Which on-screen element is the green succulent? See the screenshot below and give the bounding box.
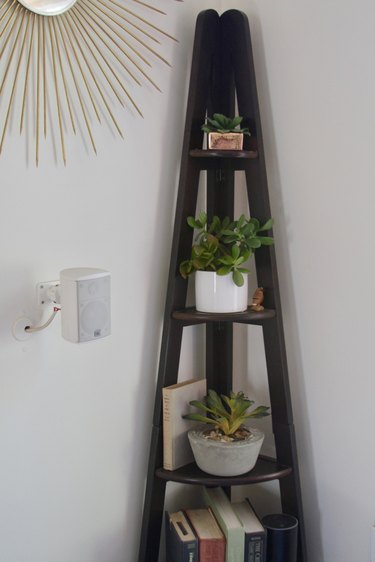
[183,390,270,437]
[179,212,274,287]
[201,113,251,135]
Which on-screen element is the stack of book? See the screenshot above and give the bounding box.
[165,487,267,562]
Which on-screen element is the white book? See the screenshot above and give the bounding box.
[203,486,245,562]
[162,378,207,470]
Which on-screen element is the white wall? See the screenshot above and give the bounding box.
[1,1,374,561]
[230,1,375,561]
[0,2,212,561]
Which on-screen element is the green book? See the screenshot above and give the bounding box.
[202,487,244,562]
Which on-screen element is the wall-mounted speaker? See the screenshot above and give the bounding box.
[60,268,111,343]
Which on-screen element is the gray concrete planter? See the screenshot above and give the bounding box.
[188,425,264,476]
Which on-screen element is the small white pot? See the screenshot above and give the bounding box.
[195,271,248,313]
[188,425,264,476]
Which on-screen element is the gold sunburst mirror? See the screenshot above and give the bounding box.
[17,0,78,16]
[0,0,180,164]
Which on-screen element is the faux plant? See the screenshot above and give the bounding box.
[183,389,270,440]
[179,212,274,287]
[201,113,251,135]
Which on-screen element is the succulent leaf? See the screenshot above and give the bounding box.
[206,390,230,417]
[231,245,240,260]
[244,405,271,418]
[201,113,251,135]
[217,266,232,275]
[182,413,218,425]
[258,218,274,231]
[179,212,274,283]
[198,211,207,226]
[232,269,244,286]
[247,238,262,249]
[184,389,270,437]
[257,236,275,245]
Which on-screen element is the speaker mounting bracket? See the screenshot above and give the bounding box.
[37,280,60,308]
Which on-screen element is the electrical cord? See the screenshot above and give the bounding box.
[25,307,61,333]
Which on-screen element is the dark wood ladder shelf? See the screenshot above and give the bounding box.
[138,9,307,562]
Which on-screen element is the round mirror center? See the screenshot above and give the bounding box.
[17,0,78,16]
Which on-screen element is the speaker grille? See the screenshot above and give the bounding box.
[80,300,109,338]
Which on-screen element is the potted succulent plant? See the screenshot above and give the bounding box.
[183,390,270,476]
[179,212,274,313]
[202,113,251,150]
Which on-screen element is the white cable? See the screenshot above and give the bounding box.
[25,308,61,333]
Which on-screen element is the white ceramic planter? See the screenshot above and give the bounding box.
[188,425,264,476]
[195,271,248,313]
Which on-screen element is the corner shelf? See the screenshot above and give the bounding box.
[138,9,307,562]
[156,456,292,487]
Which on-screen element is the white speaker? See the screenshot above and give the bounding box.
[60,268,111,343]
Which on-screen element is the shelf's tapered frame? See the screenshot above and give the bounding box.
[138,10,307,562]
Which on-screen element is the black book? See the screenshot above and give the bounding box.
[165,511,198,562]
[232,499,267,562]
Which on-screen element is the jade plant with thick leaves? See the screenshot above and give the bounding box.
[179,212,274,287]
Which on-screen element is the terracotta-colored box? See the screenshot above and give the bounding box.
[208,132,244,150]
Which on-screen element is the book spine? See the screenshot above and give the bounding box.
[228,544,241,562]
[226,530,244,562]
[200,538,225,562]
[183,540,198,562]
[165,514,198,562]
[162,389,172,470]
[245,535,265,562]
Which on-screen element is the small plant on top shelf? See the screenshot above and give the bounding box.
[202,113,251,135]
[183,389,270,476]
[202,113,250,150]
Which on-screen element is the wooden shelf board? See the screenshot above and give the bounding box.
[190,148,258,159]
[189,149,258,170]
[156,456,292,486]
[172,306,276,325]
